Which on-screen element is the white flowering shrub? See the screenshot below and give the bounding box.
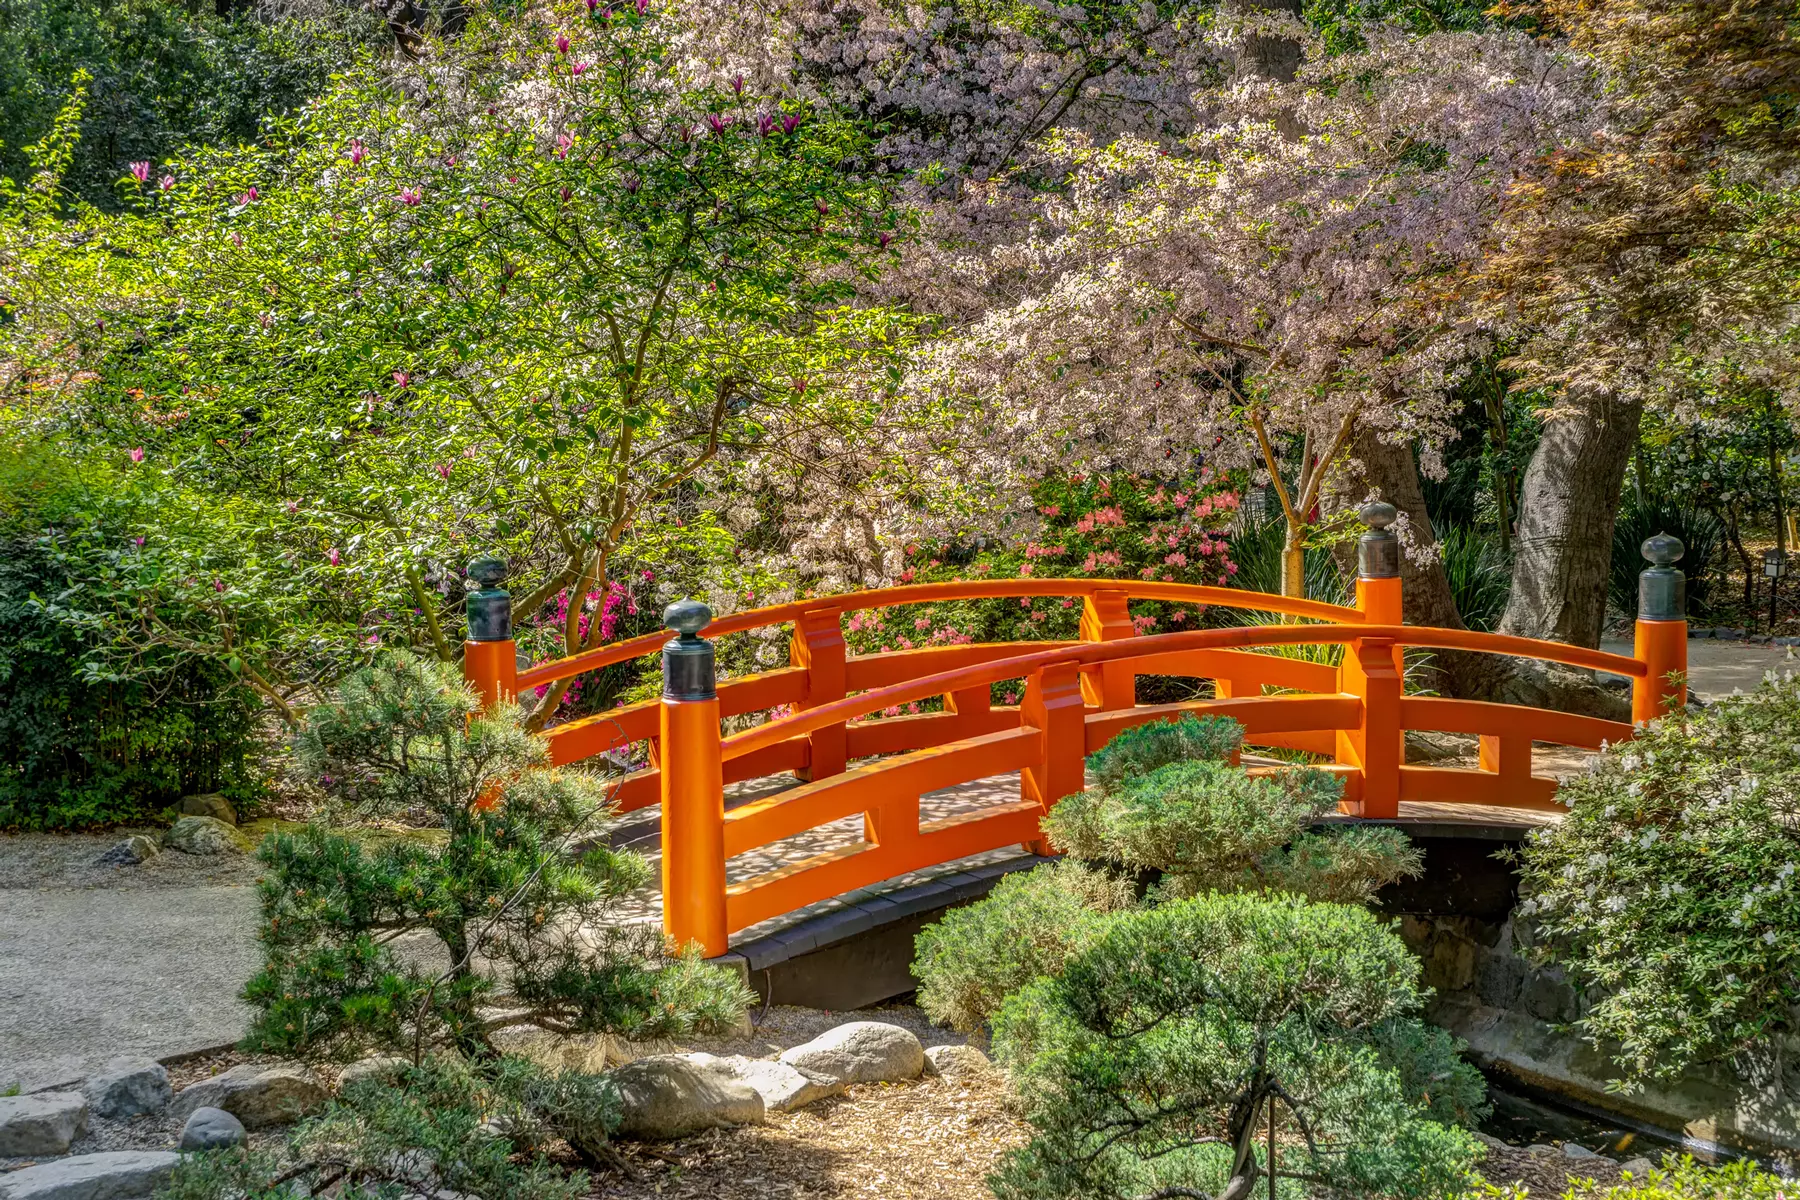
[1515,676,1800,1087]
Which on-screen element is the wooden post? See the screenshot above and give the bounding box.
[660,601,728,956]
[462,556,516,710]
[790,607,848,781]
[1079,589,1137,711]
[1022,660,1085,854]
[1337,505,1404,817]
[1633,532,1689,725]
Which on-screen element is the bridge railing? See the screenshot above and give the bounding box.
[462,508,1692,956]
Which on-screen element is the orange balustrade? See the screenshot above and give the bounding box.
[466,576,1678,957]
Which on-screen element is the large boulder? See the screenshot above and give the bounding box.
[0,1091,88,1156]
[682,1053,843,1113]
[162,816,250,856]
[177,793,237,824]
[778,1022,925,1086]
[609,1055,764,1141]
[178,1107,246,1151]
[922,1043,995,1084]
[171,1064,325,1129]
[82,1058,171,1120]
[0,1151,179,1200]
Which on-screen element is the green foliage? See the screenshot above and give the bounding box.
[1224,510,1351,606]
[0,445,263,829]
[988,893,1485,1200]
[1438,523,1511,631]
[0,0,377,209]
[1515,678,1800,1087]
[1084,712,1244,788]
[1609,494,1722,620]
[156,1055,607,1200]
[1047,718,1422,904]
[246,651,752,1060]
[913,860,1137,1033]
[1471,1156,1793,1199]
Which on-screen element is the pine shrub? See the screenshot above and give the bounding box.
[245,651,753,1061]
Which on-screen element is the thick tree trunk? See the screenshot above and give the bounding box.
[1477,393,1642,717]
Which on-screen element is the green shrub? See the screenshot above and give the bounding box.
[156,1055,609,1200]
[0,450,262,829]
[1608,495,1722,620]
[1084,712,1244,787]
[246,651,752,1060]
[988,892,1485,1200]
[1515,677,1800,1087]
[1472,1156,1792,1199]
[1438,522,1512,631]
[913,860,1136,1032]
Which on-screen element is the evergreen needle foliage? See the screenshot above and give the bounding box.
[245,651,752,1060]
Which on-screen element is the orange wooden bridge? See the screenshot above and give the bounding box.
[462,514,1690,958]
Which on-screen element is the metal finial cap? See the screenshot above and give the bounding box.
[663,599,712,638]
[1641,532,1684,568]
[467,556,508,587]
[1359,501,1398,532]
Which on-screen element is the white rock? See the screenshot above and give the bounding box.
[922,1044,994,1083]
[83,1058,171,1120]
[682,1054,843,1113]
[778,1022,924,1086]
[0,1150,179,1200]
[609,1055,764,1141]
[0,1091,88,1156]
[162,816,250,856]
[1562,1142,1600,1159]
[1620,1156,1654,1176]
[179,1106,245,1151]
[171,1063,325,1129]
[1525,1143,1559,1157]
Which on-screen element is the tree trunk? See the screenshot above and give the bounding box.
[1477,393,1642,718]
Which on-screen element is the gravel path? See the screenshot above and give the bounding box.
[0,832,264,1092]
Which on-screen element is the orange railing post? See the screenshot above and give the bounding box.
[1633,533,1689,724]
[462,556,516,710]
[659,601,728,957]
[1022,659,1086,853]
[1337,505,1404,817]
[1079,588,1137,710]
[790,606,848,781]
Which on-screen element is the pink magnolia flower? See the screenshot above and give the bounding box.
[571,61,589,77]
[327,548,341,566]
[634,0,647,12]
[816,198,829,216]
[129,161,151,183]
[398,186,423,205]
[133,536,145,547]
[555,33,570,53]
[159,174,174,191]
[676,123,693,142]
[706,113,728,134]
[346,138,366,165]
[878,232,891,248]
[436,463,452,479]
[623,174,641,194]
[213,578,226,593]
[236,187,258,204]
[731,73,744,95]
[782,114,801,134]
[757,113,775,137]
[556,132,574,159]
[286,500,300,514]
[393,371,411,388]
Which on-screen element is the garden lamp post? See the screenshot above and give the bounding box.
[1763,546,1788,633]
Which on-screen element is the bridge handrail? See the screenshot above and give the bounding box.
[514,580,1363,690]
[719,623,1646,763]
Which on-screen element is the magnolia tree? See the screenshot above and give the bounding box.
[3,1,910,717]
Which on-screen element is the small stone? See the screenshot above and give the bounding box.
[94,836,159,867]
[0,1150,180,1200]
[179,1106,246,1151]
[162,815,251,856]
[178,793,237,825]
[171,1063,325,1129]
[682,1054,843,1113]
[0,1091,89,1156]
[1620,1156,1654,1176]
[1562,1142,1600,1159]
[608,1055,764,1141]
[778,1022,925,1086]
[1472,1131,1505,1150]
[339,1057,409,1089]
[922,1044,994,1083]
[1525,1143,1559,1157]
[83,1058,171,1120]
